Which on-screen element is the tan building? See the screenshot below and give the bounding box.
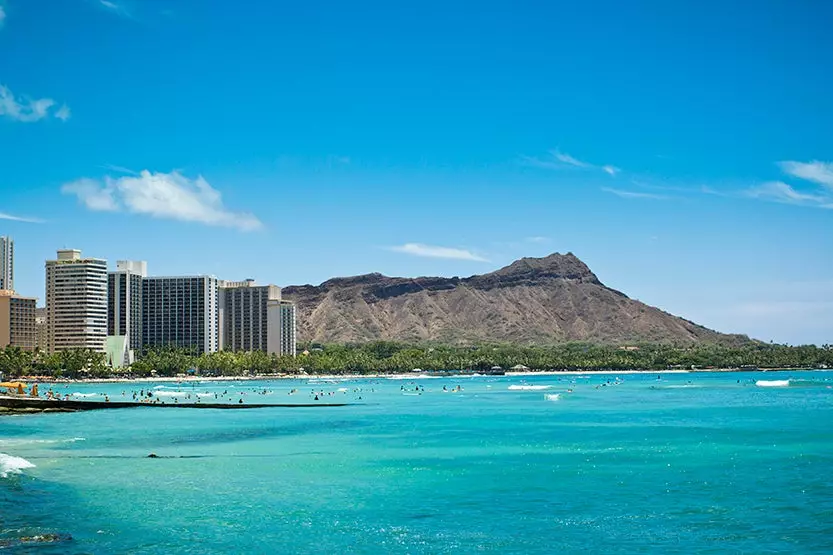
[35,307,47,351]
[45,249,108,353]
[220,280,296,356]
[0,290,37,351]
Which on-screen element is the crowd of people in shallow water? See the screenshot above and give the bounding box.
[18,374,809,408]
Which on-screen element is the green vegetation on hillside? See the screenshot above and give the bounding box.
[1,342,831,379]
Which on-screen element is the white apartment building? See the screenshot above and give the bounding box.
[45,249,108,353]
[0,236,13,291]
[142,276,220,354]
[107,260,147,366]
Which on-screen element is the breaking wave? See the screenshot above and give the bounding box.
[0,437,84,447]
[0,453,36,478]
[756,380,790,387]
[544,394,561,402]
[508,385,552,391]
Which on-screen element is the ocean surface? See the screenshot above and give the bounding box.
[2,370,832,554]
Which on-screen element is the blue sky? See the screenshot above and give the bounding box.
[1,0,832,345]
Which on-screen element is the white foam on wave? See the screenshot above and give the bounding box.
[756,380,790,387]
[0,437,85,447]
[0,453,36,478]
[508,385,552,391]
[544,393,561,402]
[337,387,349,392]
[152,391,191,397]
[71,393,98,398]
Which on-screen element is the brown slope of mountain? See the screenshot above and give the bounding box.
[282,253,749,345]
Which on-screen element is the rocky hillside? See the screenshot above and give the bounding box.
[282,253,749,345]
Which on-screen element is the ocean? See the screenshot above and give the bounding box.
[2,371,832,553]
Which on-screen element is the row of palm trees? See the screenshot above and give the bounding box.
[2,341,830,379]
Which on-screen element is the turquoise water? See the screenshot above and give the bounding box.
[2,371,833,553]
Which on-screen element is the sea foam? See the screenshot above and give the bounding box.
[544,393,561,402]
[756,380,790,387]
[0,453,36,478]
[508,385,551,391]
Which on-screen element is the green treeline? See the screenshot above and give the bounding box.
[1,342,831,379]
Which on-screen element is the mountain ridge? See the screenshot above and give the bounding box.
[282,253,750,346]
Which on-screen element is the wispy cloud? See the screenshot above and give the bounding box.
[553,150,591,169]
[521,149,619,177]
[739,161,833,210]
[389,243,489,262]
[99,164,140,176]
[778,160,833,190]
[525,236,550,244]
[54,104,71,121]
[0,6,6,27]
[98,0,131,17]
[602,187,669,200]
[0,211,44,223]
[61,170,263,231]
[0,84,70,122]
[745,181,831,208]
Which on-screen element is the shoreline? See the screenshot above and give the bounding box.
[7,367,823,385]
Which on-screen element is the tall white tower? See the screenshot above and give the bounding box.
[0,236,13,291]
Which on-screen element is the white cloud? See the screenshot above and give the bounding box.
[552,149,590,168]
[54,104,71,121]
[62,170,263,231]
[602,187,669,200]
[61,178,120,211]
[0,211,43,223]
[389,243,489,262]
[745,181,828,206]
[778,160,833,189]
[97,0,133,18]
[518,154,561,170]
[0,84,69,122]
[521,149,619,177]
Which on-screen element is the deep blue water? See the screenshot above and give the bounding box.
[2,371,833,553]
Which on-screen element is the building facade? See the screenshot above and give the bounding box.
[108,260,146,359]
[35,307,47,351]
[220,280,279,352]
[45,249,108,353]
[0,236,13,291]
[220,281,296,356]
[142,276,219,354]
[0,290,37,351]
[276,300,296,357]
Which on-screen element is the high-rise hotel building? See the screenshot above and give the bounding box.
[272,300,296,357]
[0,289,36,351]
[107,261,146,366]
[0,236,13,291]
[108,261,146,352]
[220,280,296,357]
[142,276,220,354]
[45,249,108,353]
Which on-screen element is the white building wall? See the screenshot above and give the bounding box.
[45,250,108,353]
[0,236,13,291]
